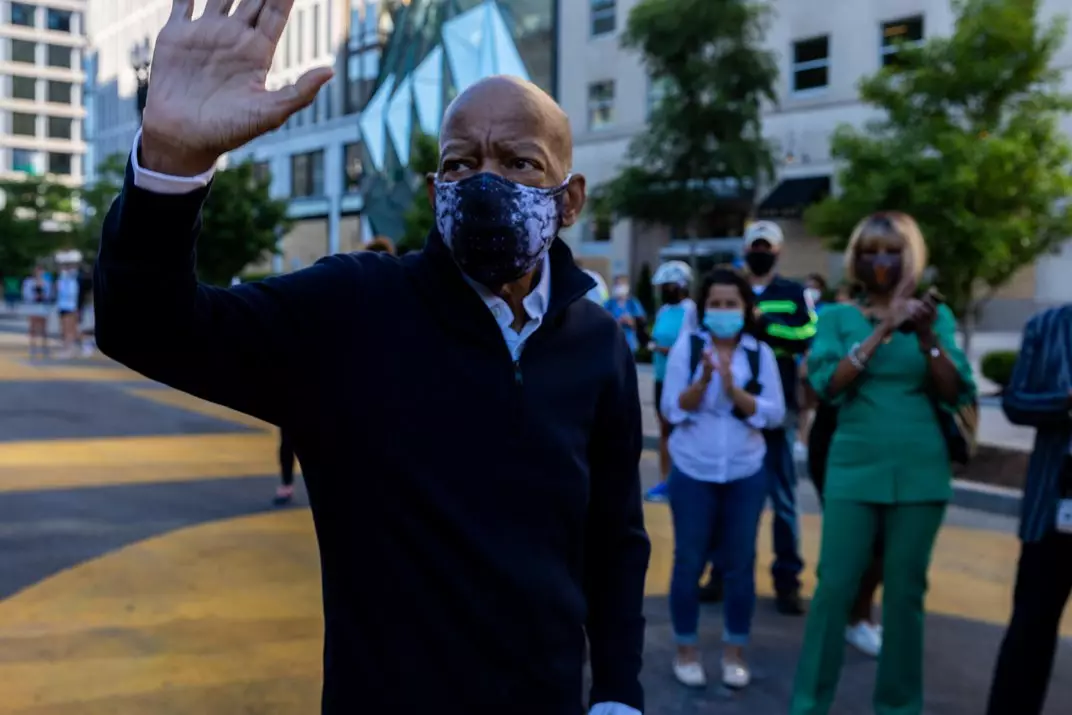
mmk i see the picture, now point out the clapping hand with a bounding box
[140,0,334,176]
[716,348,734,394]
[700,349,717,382]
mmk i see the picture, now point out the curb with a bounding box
[642,434,1023,518]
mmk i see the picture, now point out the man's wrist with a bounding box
[140,125,218,177]
[917,330,937,352]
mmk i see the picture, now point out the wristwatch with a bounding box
[926,345,941,359]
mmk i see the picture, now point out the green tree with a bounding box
[806,0,1072,348]
[399,133,439,255]
[73,153,127,261]
[604,0,778,260]
[0,176,76,276]
[196,160,290,285]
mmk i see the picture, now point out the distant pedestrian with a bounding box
[986,306,1072,715]
[604,275,646,354]
[803,273,826,311]
[645,260,697,502]
[55,266,80,357]
[791,211,976,715]
[21,267,52,360]
[274,428,297,505]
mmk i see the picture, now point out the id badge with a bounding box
[1057,499,1072,534]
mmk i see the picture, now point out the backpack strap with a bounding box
[688,334,705,379]
[732,346,764,421]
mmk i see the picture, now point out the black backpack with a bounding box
[688,334,762,422]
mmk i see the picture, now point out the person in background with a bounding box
[645,260,698,502]
[76,265,95,356]
[791,211,975,715]
[604,275,646,354]
[274,427,298,505]
[660,266,784,689]
[55,265,81,357]
[986,306,1072,715]
[739,220,816,615]
[582,268,610,305]
[21,267,52,360]
[804,274,827,311]
[366,236,396,255]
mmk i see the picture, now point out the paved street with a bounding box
[0,328,1069,714]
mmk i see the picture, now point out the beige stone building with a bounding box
[560,0,1072,330]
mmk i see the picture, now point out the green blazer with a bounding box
[807,303,976,503]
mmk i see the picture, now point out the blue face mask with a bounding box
[703,309,744,338]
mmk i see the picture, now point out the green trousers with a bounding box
[790,499,946,715]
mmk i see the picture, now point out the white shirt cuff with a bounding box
[130,129,215,195]
[589,703,641,715]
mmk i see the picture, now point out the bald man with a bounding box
[93,3,649,715]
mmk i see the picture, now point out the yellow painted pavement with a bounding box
[0,336,1065,712]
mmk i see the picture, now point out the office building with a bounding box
[561,0,1072,328]
[0,0,86,186]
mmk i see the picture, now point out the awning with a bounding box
[757,176,831,218]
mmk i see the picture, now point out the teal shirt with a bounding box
[651,302,690,381]
[807,303,976,503]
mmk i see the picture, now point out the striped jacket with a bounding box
[1002,305,1072,542]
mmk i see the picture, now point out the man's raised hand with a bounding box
[140,0,334,176]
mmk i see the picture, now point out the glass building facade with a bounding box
[354,0,557,237]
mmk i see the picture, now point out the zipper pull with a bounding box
[513,361,523,385]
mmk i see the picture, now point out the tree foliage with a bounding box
[73,153,127,261]
[0,176,77,277]
[603,0,778,234]
[399,133,439,255]
[196,160,290,285]
[806,0,1072,326]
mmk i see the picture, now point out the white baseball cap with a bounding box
[743,221,784,248]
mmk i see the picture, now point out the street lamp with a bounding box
[130,38,152,120]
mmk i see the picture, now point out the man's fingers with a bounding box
[169,0,193,21]
[255,0,295,44]
[265,66,333,123]
[235,0,267,24]
[205,0,236,13]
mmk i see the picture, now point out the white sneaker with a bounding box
[721,659,751,688]
[845,622,882,657]
[672,659,707,687]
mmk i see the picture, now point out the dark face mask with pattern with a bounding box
[434,172,569,290]
[854,253,904,294]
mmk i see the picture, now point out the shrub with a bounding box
[981,350,1018,388]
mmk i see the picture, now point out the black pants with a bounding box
[279,429,295,487]
[987,530,1072,715]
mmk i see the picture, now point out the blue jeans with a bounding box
[765,426,805,594]
[669,466,768,645]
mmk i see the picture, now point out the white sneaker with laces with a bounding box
[845,621,882,657]
[672,659,707,687]
[721,659,751,688]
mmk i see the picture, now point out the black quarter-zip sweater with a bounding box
[94,165,650,715]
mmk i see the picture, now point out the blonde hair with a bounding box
[843,211,928,286]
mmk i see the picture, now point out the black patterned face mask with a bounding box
[434,172,569,289]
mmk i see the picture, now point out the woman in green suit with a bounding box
[790,212,976,715]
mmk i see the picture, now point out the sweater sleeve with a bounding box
[94,162,354,427]
[584,329,650,712]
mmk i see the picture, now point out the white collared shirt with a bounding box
[660,331,785,483]
[128,134,639,715]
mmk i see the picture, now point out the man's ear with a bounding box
[560,173,587,228]
[425,172,437,207]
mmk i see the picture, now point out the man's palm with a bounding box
[144,0,332,162]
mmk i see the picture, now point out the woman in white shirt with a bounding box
[660,266,786,690]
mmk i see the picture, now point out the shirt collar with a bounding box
[463,252,552,325]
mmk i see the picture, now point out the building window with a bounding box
[11,40,36,64]
[47,116,72,139]
[12,148,35,174]
[10,3,34,27]
[792,36,830,93]
[590,0,615,36]
[881,16,924,66]
[297,10,305,63]
[313,4,321,58]
[46,80,71,104]
[48,152,71,175]
[587,81,615,130]
[285,26,292,68]
[11,76,36,100]
[647,76,670,118]
[46,8,72,32]
[11,112,36,136]
[291,150,324,197]
[46,45,72,68]
[252,161,271,184]
[343,142,364,192]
